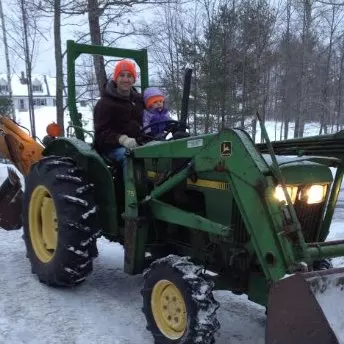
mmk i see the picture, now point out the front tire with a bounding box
[23,156,101,286]
[142,255,220,344]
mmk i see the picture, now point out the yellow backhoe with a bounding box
[0,115,43,230]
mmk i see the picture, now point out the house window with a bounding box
[19,99,25,110]
[0,78,8,93]
[80,100,87,107]
[32,84,43,92]
[33,98,47,106]
[32,78,43,92]
[0,85,8,92]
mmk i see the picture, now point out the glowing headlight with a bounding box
[274,185,298,204]
[301,184,327,204]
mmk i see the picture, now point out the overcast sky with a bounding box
[0,0,149,77]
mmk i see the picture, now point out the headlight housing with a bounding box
[274,185,298,204]
[300,184,327,204]
[274,184,327,205]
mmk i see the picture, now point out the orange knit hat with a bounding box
[143,87,165,108]
[113,59,137,81]
[146,95,165,108]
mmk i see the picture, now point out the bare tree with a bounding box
[335,38,344,130]
[22,0,342,140]
[294,0,314,138]
[19,0,36,138]
[0,0,15,119]
[32,0,72,136]
[6,0,47,138]
[281,0,292,139]
[142,1,188,118]
[54,0,64,134]
[87,0,107,95]
[59,0,174,97]
[319,5,335,133]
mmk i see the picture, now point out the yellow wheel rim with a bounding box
[151,279,187,340]
[29,185,58,263]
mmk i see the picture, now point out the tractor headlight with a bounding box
[300,184,327,204]
[274,185,298,204]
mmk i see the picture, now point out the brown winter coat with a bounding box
[93,80,144,153]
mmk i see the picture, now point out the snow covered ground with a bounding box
[0,161,344,344]
[0,234,266,344]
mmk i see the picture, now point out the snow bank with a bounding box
[309,273,344,342]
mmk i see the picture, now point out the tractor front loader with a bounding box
[1,40,344,343]
[0,115,43,230]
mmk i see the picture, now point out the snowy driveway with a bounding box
[0,232,266,344]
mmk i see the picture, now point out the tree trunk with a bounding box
[283,0,291,139]
[296,0,312,139]
[54,0,64,135]
[0,0,15,120]
[337,42,344,130]
[88,0,106,96]
[284,120,289,139]
[251,118,257,142]
[260,71,270,143]
[241,55,247,129]
[193,61,197,135]
[20,0,36,138]
[320,6,335,135]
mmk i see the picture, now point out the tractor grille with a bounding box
[231,200,249,244]
[294,201,325,243]
[231,198,324,244]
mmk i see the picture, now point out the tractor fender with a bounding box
[42,137,118,239]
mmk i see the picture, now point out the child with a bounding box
[143,87,171,138]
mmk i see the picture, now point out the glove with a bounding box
[118,135,138,149]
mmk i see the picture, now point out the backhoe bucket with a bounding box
[0,166,23,230]
[266,267,344,344]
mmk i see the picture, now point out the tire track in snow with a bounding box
[0,230,266,344]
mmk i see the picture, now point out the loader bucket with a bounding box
[266,267,344,344]
[0,166,23,230]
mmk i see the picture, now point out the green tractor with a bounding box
[1,40,344,344]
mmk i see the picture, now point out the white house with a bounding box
[0,73,68,112]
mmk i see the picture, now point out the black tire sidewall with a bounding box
[23,157,97,285]
[143,264,198,344]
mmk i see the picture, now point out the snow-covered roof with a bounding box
[0,73,62,97]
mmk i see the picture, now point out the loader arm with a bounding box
[0,115,43,176]
[0,115,43,230]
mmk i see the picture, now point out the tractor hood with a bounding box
[262,154,333,184]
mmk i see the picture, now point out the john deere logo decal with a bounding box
[220,141,232,157]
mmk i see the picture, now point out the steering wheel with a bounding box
[137,120,189,144]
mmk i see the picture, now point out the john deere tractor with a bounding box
[1,40,344,344]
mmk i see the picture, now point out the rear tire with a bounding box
[141,255,220,344]
[23,156,101,286]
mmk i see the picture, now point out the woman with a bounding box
[93,59,144,166]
